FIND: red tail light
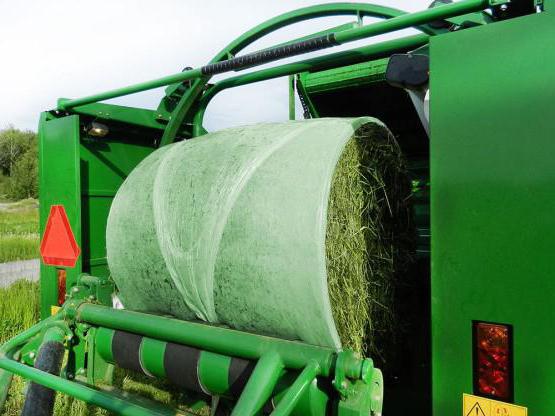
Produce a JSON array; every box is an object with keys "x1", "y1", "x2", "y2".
[
  {"x1": 57, "y1": 269, "x2": 67, "y2": 306},
  {"x1": 473, "y1": 321, "x2": 513, "y2": 402}
]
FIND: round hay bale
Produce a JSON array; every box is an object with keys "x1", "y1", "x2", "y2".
[{"x1": 106, "y1": 118, "x2": 411, "y2": 355}]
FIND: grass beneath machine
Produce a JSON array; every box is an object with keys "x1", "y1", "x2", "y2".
[
  {"x1": 0, "y1": 280, "x2": 208, "y2": 415},
  {"x1": 0, "y1": 199, "x2": 39, "y2": 263}
]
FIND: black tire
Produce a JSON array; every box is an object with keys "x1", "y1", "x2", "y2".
[{"x1": 21, "y1": 340, "x2": 64, "y2": 416}]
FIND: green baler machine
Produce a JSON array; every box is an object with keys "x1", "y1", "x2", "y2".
[{"x1": 1, "y1": 1, "x2": 553, "y2": 415}]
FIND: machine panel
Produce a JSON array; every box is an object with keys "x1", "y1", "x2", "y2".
[{"x1": 431, "y1": 10, "x2": 555, "y2": 415}]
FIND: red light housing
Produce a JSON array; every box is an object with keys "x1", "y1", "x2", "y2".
[
  {"x1": 57, "y1": 269, "x2": 67, "y2": 306},
  {"x1": 473, "y1": 321, "x2": 513, "y2": 402}
]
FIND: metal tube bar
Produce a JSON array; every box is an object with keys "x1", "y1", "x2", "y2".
[
  {"x1": 192, "y1": 33, "x2": 428, "y2": 136},
  {"x1": 0, "y1": 317, "x2": 61, "y2": 357},
  {"x1": 42, "y1": 325, "x2": 66, "y2": 344},
  {"x1": 58, "y1": 0, "x2": 493, "y2": 111},
  {"x1": 334, "y1": 0, "x2": 491, "y2": 44},
  {"x1": 231, "y1": 352, "x2": 284, "y2": 416},
  {"x1": 57, "y1": 68, "x2": 203, "y2": 110},
  {"x1": 271, "y1": 361, "x2": 320, "y2": 416},
  {"x1": 77, "y1": 303, "x2": 336, "y2": 376},
  {"x1": 0, "y1": 359, "x2": 171, "y2": 416}
]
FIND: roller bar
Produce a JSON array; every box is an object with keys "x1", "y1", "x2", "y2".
[{"x1": 77, "y1": 303, "x2": 337, "y2": 376}]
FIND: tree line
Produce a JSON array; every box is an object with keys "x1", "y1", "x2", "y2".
[{"x1": 0, "y1": 126, "x2": 38, "y2": 200}]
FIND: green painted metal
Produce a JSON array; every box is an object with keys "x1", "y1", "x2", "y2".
[
  {"x1": 300, "y1": 58, "x2": 388, "y2": 94},
  {"x1": 95, "y1": 326, "x2": 114, "y2": 363},
  {"x1": 39, "y1": 114, "x2": 82, "y2": 318},
  {"x1": 198, "y1": 351, "x2": 231, "y2": 395},
  {"x1": 57, "y1": 3, "x2": 426, "y2": 112},
  {"x1": 56, "y1": 68, "x2": 203, "y2": 111},
  {"x1": 192, "y1": 34, "x2": 428, "y2": 135},
  {"x1": 231, "y1": 352, "x2": 283, "y2": 416},
  {"x1": 39, "y1": 106, "x2": 159, "y2": 317},
  {"x1": 0, "y1": 359, "x2": 174, "y2": 416},
  {"x1": 77, "y1": 303, "x2": 338, "y2": 376},
  {"x1": 68, "y1": 102, "x2": 168, "y2": 131},
  {"x1": 336, "y1": 381, "x2": 374, "y2": 415},
  {"x1": 86, "y1": 327, "x2": 114, "y2": 386},
  {"x1": 431, "y1": 9, "x2": 555, "y2": 415},
  {"x1": 159, "y1": 1, "x2": 452, "y2": 146},
  {"x1": 93, "y1": 325, "x2": 337, "y2": 415},
  {"x1": 140, "y1": 337, "x2": 167, "y2": 379},
  {"x1": 42, "y1": 325, "x2": 66, "y2": 344},
  {"x1": 1, "y1": 296, "x2": 379, "y2": 415},
  {"x1": 78, "y1": 126, "x2": 156, "y2": 280},
  {"x1": 56, "y1": 0, "x2": 479, "y2": 150},
  {"x1": 54, "y1": 0, "x2": 498, "y2": 155},
  {"x1": 333, "y1": 0, "x2": 492, "y2": 44},
  {"x1": 295, "y1": 75, "x2": 319, "y2": 119},
  {"x1": 57, "y1": 0, "x2": 493, "y2": 114},
  {"x1": 272, "y1": 361, "x2": 320, "y2": 416}
]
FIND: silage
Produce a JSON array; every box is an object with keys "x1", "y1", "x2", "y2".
[
  {"x1": 326, "y1": 123, "x2": 411, "y2": 357},
  {"x1": 107, "y1": 118, "x2": 412, "y2": 356}
]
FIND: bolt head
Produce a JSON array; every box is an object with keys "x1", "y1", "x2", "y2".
[{"x1": 361, "y1": 359, "x2": 374, "y2": 383}]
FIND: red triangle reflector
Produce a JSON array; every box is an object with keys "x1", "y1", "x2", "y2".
[{"x1": 40, "y1": 205, "x2": 80, "y2": 267}]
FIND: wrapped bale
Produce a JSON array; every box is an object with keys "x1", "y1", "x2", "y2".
[{"x1": 106, "y1": 118, "x2": 411, "y2": 355}]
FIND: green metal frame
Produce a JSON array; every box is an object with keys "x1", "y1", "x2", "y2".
[
  {"x1": 57, "y1": 0, "x2": 498, "y2": 147},
  {"x1": 431, "y1": 9, "x2": 555, "y2": 415},
  {"x1": 191, "y1": 33, "x2": 429, "y2": 136},
  {"x1": 0, "y1": 284, "x2": 383, "y2": 415}
]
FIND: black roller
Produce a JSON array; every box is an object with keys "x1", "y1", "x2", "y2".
[
  {"x1": 21, "y1": 341, "x2": 65, "y2": 416},
  {"x1": 112, "y1": 330, "x2": 144, "y2": 374},
  {"x1": 228, "y1": 357, "x2": 256, "y2": 397},
  {"x1": 164, "y1": 342, "x2": 207, "y2": 396}
]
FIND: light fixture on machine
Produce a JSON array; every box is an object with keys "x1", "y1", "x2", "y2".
[
  {"x1": 385, "y1": 53, "x2": 430, "y2": 137},
  {"x1": 86, "y1": 121, "x2": 110, "y2": 138}
]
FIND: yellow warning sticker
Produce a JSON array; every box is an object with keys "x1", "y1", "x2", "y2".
[{"x1": 463, "y1": 394, "x2": 527, "y2": 416}]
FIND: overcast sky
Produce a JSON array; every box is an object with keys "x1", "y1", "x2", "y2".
[{"x1": 0, "y1": 0, "x2": 430, "y2": 132}]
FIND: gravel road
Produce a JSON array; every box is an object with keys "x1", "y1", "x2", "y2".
[{"x1": 0, "y1": 259, "x2": 39, "y2": 288}]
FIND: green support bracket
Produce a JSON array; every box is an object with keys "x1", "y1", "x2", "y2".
[
  {"x1": 337, "y1": 381, "x2": 374, "y2": 416},
  {"x1": 231, "y1": 352, "x2": 284, "y2": 415},
  {"x1": 57, "y1": 0, "x2": 493, "y2": 146},
  {"x1": 272, "y1": 361, "x2": 320, "y2": 416}
]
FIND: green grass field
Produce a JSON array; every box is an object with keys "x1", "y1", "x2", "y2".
[{"x1": 0, "y1": 199, "x2": 39, "y2": 263}]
